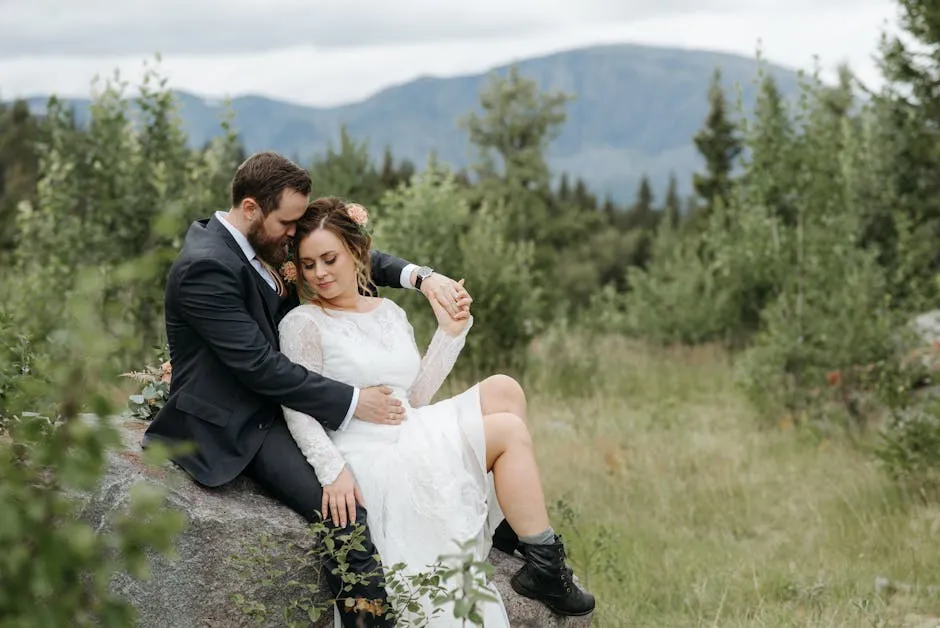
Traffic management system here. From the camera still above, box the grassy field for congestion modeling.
[490,332,940,627]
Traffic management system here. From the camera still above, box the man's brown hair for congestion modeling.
[231,151,311,214]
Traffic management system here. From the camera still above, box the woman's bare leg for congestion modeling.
[477,379,595,615]
[478,380,595,615]
[479,374,527,422]
[482,410,549,537]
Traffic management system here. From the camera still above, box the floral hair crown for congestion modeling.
[279,201,371,284]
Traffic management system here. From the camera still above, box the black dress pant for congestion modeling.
[245,418,392,628]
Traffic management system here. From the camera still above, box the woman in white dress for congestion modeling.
[277,197,594,626]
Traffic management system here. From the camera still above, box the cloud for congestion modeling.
[0,0,892,57]
[0,1,897,106]
[2,0,601,56]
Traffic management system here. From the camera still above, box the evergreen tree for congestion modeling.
[572,178,596,212]
[557,173,571,203]
[663,172,681,230]
[460,65,572,243]
[460,65,577,313]
[742,72,796,225]
[692,69,742,219]
[453,168,471,188]
[874,0,940,306]
[0,99,40,257]
[379,146,395,188]
[626,175,656,231]
[622,175,658,267]
[310,125,383,207]
[379,146,412,192]
[601,195,617,224]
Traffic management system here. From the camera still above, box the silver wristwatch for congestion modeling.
[414,266,434,290]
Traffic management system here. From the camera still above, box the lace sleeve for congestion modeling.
[406,311,473,408]
[278,310,346,486]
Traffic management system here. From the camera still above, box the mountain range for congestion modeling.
[23,44,802,202]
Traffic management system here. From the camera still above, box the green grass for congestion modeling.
[486,332,940,627]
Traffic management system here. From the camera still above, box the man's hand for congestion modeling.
[416,272,472,321]
[354,385,406,424]
[430,279,471,336]
[322,467,363,528]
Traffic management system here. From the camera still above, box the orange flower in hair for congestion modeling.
[346,203,369,226]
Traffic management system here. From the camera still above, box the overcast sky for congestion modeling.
[0,0,899,107]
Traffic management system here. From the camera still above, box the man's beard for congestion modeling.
[247,219,289,267]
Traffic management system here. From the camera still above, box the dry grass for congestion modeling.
[464,332,940,627]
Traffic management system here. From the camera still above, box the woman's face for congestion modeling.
[296,227,358,301]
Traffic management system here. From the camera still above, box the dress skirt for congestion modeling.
[329,384,509,627]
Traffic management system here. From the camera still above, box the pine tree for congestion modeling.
[557,173,571,202]
[743,73,796,225]
[625,175,656,231]
[398,158,416,185]
[0,99,40,257]
[309,125,382,207]
[572,178,596,212]
[875,0,940,306]
[692,69,742,218]
[460,65,572,243]
[601,195,617,224]
[379,146,398,191]
[663,172,681,230]
[460,66,575,311]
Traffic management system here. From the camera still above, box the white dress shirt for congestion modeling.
[214,211,418,431]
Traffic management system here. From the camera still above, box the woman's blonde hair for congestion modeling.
[291,197,373,304]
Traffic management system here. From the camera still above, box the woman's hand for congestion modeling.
[419,273,472,320]
[322,466,364,528]
[430,279,471,336]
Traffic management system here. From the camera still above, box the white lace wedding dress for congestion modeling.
[278,298,510,627]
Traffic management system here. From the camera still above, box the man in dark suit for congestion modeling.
[144,151,470,627]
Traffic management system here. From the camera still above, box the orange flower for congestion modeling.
[346,203,369,226]
[342,597,384,616]
[160,360,172,384]
[280,261,298,283]
[825,370,842,387]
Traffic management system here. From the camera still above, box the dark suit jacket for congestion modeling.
[143,215,410,487]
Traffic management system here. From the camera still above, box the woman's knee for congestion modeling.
[481,374,527,417]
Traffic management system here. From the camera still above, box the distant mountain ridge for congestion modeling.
[21,44,801,201]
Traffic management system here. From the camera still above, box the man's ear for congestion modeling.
[240,197,260,220]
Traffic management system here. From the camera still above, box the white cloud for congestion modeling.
[0,0,898,106]
[0,0,627,55]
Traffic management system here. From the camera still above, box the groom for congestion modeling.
[144,151,470,627]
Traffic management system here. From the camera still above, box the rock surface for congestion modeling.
[77,417,594,627]
[912,310,940,346]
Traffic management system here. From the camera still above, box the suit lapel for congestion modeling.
[207,216,280,334]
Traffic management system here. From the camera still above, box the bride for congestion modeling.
[277,197,594,625]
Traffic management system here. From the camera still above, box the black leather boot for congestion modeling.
[510,535,595,616]
[492,519,520,556]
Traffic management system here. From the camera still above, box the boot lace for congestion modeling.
[556,540,573,593]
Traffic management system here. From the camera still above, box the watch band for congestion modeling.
[414,267,433,290]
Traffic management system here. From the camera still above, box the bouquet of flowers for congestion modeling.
[121,346,171,421]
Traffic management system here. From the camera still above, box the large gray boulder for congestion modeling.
[78,417,594,627]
